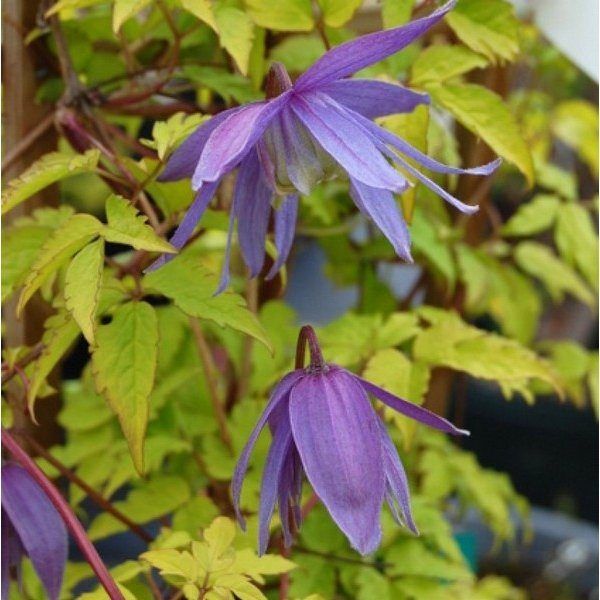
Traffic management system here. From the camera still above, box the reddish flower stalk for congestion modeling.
[1,428,125,600]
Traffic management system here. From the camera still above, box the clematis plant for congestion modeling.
[1,463,68,600]
[149,0,499,290]
[232,326,468,555]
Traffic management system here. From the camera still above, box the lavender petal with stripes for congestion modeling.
[149,0,499,290]
[232,326,468,556]
[1,463,68,600]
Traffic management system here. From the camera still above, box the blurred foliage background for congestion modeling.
[2,0,597,598]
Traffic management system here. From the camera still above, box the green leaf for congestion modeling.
[501,194,560,236]
[102,195,175,253]
[430,83,534,185]
[2,206,74,301]
[514,242,594,307]
[269,35,325,73]
[317,0,362,27]
[182,66,261,104]
[214,3,255,75]
[17,214,104,315]
[554,203,599,288]
[387,537,472,581]
[552,100,598,176]
[172,497,220,536]
[113,0,151,32]
[535,161,577,200]
[2,150,100,215]
[65,239,105,344]
[411,45,488,87]
[411,207,456,287]
[541,341,591,407]
[27,311,80,417]
[88,476,191,540]
[92,301,159,473]
[144,253,272,352]
[290,555,336,599]
[355,568,393,600]
[414,308,562,402]
[445,0,520,63]
[245,0,314,31]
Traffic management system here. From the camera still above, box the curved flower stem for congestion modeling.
[1,428,125,600]
[295,325,325,370]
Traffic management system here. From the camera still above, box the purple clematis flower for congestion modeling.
[1,463,68,600]
[148,0,500,291]
[232,326,468,556]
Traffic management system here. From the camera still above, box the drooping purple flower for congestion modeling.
[148,0,500,290]
[232,326,468,556]
[1,463,68,600]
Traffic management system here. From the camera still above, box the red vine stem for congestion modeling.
[1,428,125,600]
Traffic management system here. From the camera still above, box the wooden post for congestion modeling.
[3,0,62,445]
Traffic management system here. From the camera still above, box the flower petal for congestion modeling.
[355,375,469,436]
[145,181,219,272]
[215,207,237,295]
[350,177,412,262]
[193,93,291,188]
[350,108,501,177]
[158,107,242,181]
[289,369,385,555]
[236,152,273,278]
[321,79,429,119]
[291,94,407,192]
[232,370,304,528]
[277,446,303,548]
[294,1,456,92]
[1,464,67,600]
[266,194,298,281]
[336,106,499,214]
[258,418,293,555]
[377,419,418,534]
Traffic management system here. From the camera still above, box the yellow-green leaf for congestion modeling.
[316,0,362,27]
[2,206,74,302]
[102,195,175,253]
[514,242,595,307]
[363,348,430,448]
[17,213,103,315]
[144,253,272,352]
[411,44,488,87]
[414,308,562,402]
[2,150,100,215]
[204,516,236,559]
[214,3,255,75]
[445,0,520,63]
[382,0,413,28]
[552,100,598,177]
[554,203,599,288]
[430,83,534,186]
[65,239,105,344]
[380,105,429,221]
[92,301,159,473]
[501,194,560,237]
[27,311,80,418]
[245,0,314,31]
[179,0,217,29]
[113,0,151,32]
